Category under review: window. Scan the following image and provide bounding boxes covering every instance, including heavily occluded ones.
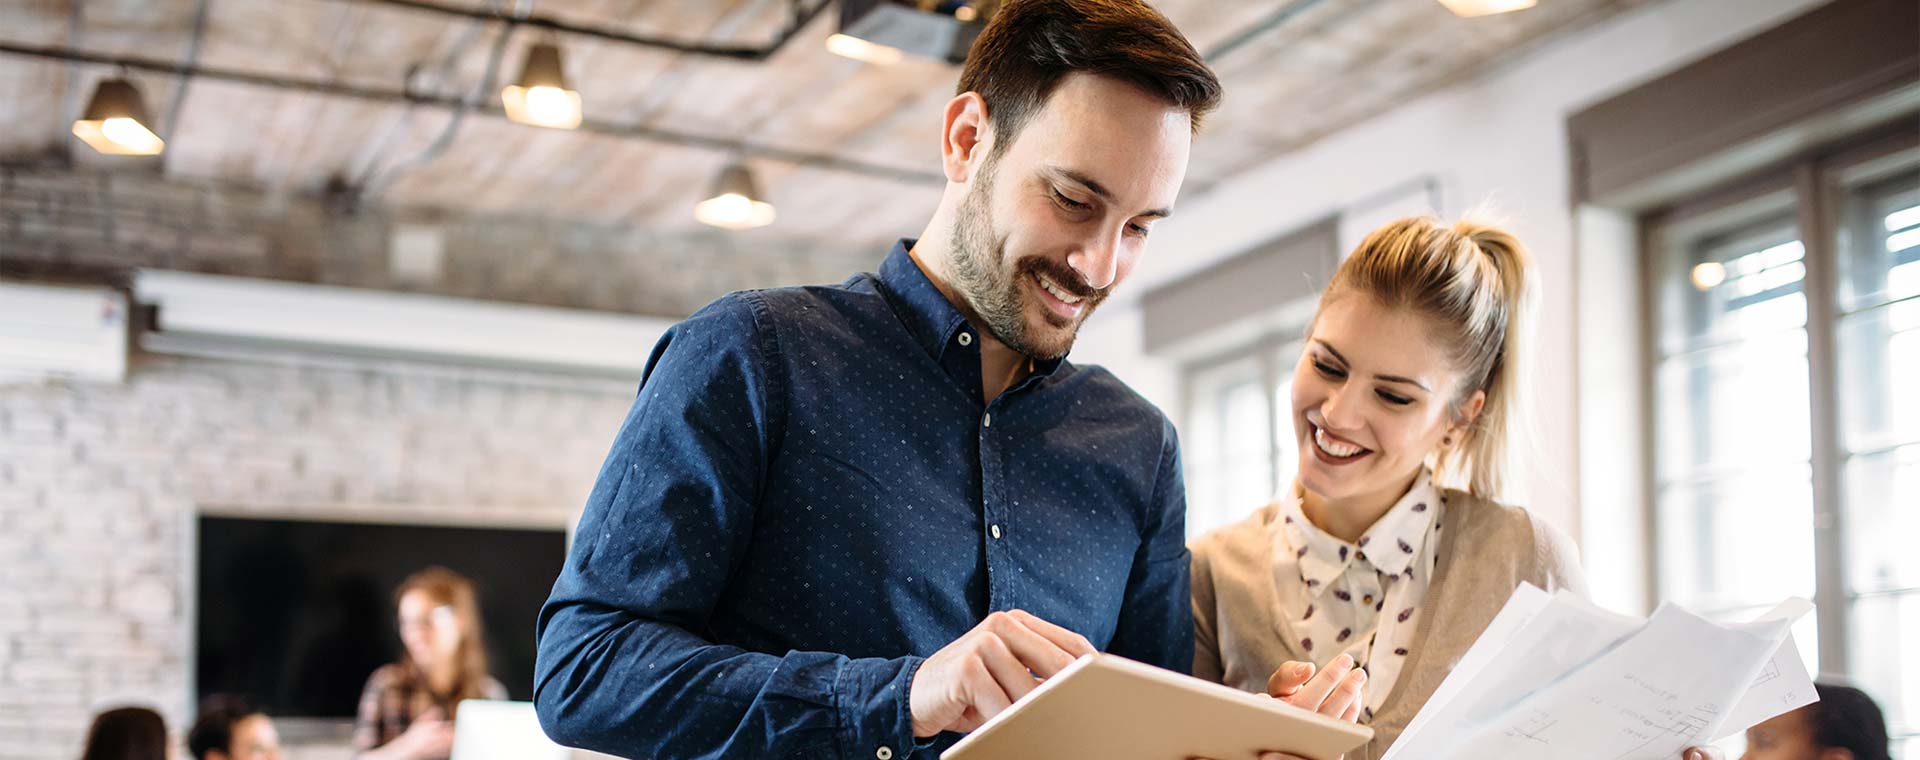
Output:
[1181,338,1305,538]
[1835,163,1920,757]
[1647,137,1919,754]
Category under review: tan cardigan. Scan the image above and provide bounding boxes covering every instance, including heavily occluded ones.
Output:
[1190,490,1587,760]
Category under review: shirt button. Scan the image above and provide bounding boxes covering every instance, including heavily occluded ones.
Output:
[990,524,1002,539]
[957,332,973,346]
[983,413,992,428]
[876,747,894,760]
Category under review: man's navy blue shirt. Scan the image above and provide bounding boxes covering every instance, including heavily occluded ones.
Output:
[535,240,1190,759]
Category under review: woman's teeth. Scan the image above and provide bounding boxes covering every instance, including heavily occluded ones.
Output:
[1314,426,1366,458]
[1037,275,1084,304]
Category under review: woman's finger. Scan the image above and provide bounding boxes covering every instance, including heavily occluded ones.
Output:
[1286,654,1354,712]
[1338,678,1364,723]
[1319,666,1367,718]
[1266,660,1315,698]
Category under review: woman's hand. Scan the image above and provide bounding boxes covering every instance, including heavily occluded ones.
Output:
[384,708,455,759]
[1682,748,1725,760]
[1191,657,1370,760]
[1270,654,1368,722]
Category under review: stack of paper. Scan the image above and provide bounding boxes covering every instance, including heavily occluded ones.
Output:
[1383,584,1817,760]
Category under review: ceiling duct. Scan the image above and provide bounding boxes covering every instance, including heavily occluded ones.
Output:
[834,0,989,65]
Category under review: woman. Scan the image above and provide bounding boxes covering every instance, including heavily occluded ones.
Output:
[79,705,168,760]
[1190,216,1586,759]
[352,566,505,760]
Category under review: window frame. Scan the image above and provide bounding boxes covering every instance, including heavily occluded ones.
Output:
[1640,124,1920,694]
[1178,331,1308,538]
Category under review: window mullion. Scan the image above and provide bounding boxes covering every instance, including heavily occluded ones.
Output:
[1796,161,1851,677]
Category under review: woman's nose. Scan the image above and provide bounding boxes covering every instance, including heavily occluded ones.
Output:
[1320,383,1362,431]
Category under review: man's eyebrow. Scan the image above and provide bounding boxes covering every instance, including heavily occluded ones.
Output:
[1045,166,1172,219]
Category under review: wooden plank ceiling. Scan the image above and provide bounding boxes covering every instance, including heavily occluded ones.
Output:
[0,0,1651,251]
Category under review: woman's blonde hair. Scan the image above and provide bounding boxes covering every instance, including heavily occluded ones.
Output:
[394,565,493,709]
[1315,215,1534,500]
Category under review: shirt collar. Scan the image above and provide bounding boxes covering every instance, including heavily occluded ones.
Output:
[873,238,1066,379]
[1277,470,1442,597]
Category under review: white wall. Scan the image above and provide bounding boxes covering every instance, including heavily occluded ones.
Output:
[1072,0,1832,570]
[0,355,633,759]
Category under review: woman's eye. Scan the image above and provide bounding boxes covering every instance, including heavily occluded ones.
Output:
[1313,360,1345,379]
[1053,189,1091,211]
[1377,390,1413,406]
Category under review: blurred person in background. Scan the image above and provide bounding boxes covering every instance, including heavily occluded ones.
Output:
[1685,682,1892,760]
[352,566,504,760]
[187,695,283,760]
[79,705,168,760]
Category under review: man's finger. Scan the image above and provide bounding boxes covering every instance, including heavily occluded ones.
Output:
[987,613,1080,678]
[1267,661,1314,697]
[1289,653,1354,711]
[961,653,1016,721]
[1006,609,1097,658]
[975,635,1043,704]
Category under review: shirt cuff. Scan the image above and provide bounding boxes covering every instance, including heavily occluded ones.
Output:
[835,654,927,759]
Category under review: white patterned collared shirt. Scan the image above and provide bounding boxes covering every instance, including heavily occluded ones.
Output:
[1269,470,1446,722]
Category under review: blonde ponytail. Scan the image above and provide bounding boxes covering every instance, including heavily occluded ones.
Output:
[1319,216,1535,500]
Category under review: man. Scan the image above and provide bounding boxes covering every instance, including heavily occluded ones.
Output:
[186,696,283,760]
[536,2,1306,757]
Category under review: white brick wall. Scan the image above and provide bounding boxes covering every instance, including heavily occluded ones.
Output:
[1,166,886,318]
[0,353,637,759]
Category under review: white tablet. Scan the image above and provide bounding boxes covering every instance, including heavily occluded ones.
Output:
[941,653,1373,760]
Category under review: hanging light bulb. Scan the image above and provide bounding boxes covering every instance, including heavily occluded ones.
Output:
[825,33,905,66]
[502,41,582,129]
[72,77,165,156]
[694,163,776,230]
[1437,0,1538,17]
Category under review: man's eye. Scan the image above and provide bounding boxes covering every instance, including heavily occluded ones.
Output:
[1053,189,1091,211]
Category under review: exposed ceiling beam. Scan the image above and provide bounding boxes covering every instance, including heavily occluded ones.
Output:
[0,41,946,186]
[345,0,831,61]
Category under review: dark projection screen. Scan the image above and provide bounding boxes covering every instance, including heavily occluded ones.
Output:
[194,515,567,718]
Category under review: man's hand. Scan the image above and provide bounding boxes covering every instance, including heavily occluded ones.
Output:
[908,609,1096,737]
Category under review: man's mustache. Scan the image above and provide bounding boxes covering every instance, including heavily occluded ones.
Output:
[1016,257,1105,302]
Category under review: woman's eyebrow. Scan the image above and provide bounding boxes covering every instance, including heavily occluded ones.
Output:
[1315,340,1431,392]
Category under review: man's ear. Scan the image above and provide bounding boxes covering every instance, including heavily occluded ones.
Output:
[941,92,992,184]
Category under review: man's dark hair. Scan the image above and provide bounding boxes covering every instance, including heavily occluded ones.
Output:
[187,695,262,760]
[1808,683,1890,760]
[958,0,1223,157]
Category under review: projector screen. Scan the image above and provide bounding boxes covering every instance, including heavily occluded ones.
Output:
[194,514,567,719]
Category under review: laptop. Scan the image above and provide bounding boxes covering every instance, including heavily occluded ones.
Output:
[450,699,616,760]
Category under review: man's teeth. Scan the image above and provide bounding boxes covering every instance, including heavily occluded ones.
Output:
[1314,427,1365,458]
[1038,276,1084,304]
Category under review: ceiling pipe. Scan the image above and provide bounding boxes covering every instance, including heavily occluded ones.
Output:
[0,41,944,185]
[345,0,832,62]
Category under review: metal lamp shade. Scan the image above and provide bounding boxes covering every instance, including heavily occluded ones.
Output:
[694,163,777,230]
[502,42,582,129]
[72,78,165,155]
